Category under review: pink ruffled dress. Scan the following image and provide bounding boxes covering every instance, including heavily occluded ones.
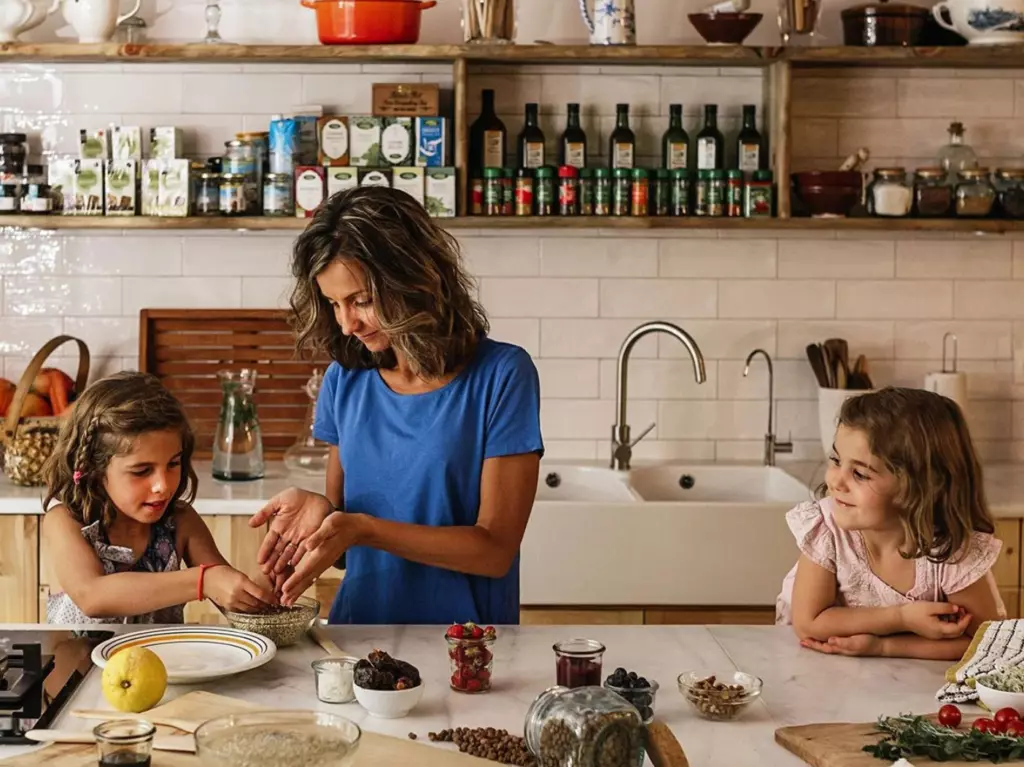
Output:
[776,496,1001,625]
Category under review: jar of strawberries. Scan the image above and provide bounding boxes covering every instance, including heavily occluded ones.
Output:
[446,622,496,694]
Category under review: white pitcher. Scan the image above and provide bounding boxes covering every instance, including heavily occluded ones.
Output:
[579,0,636,44]
[0,0,60,42]
[61,0,141,43]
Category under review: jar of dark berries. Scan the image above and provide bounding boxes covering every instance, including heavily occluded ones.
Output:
[524,685,645,767]
[553,638,605,689]
[446,622,496,693]
[603,667,659,724]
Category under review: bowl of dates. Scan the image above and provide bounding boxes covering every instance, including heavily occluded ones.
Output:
[677,670,762,721]
[604,667,659,724]
[353,649,424,719]
[446,622,496,694]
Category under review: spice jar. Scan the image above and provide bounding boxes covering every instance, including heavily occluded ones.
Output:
[535,166,555,216]
[868,168,912,217]
[955,168,995,218]
[483,168,504,216]
[219,173,248,216]
[524,685,646,767]
[611,168,631,216]
[913,168,952,218]
[593,168,611,216]
[744,170,773,218]
[708,170,725,217]
[502,167,515,216]
[650,168,670,216]
[19,182,51,214]
[471,177,484,215]
[194,171,221,216]
[312,656,359,704]
[725,170,743,217]
[0,182,22,214]
[263,172,294,216]
[0,134,27,176]
[671,169,691,216]
[579,168,595,216]
[695,170,710,216]
[630,168,649,216]
[448,625,496,694]
[558,165,579,216]
[554,639,605,688]
[994,169,1024,219]
[95,720,155,767]
[515,168,534,216]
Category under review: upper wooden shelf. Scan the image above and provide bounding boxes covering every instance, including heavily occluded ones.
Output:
[783,45,1024,68]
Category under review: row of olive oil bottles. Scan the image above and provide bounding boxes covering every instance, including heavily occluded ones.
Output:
[468,89,764,174]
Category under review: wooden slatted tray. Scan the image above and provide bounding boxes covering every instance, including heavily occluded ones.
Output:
[139,309,331,459]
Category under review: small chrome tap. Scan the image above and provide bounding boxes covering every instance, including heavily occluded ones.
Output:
[612,321,707,471]
[743,348,792,467]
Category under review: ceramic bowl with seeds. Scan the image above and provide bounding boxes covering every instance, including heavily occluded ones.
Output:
[223,596,320,648]
[195,710,360,767]
[677,670,762,722]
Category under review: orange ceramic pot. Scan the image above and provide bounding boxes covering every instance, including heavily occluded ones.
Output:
[301,0,437,45]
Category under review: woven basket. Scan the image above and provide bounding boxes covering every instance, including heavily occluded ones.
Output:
[0,335,90,487]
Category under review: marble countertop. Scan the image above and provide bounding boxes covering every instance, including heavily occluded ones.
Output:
[0,623,954,766]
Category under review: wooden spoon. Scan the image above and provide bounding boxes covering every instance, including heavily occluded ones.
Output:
[26,729,195,753]
[823,338,850,388]
[71,709,198,734]
[806,344,830,388]
[646,721,690,767]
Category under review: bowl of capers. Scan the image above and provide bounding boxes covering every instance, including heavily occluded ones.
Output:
[677,671,762,721]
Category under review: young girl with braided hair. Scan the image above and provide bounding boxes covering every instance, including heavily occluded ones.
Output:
[43,371,276,624]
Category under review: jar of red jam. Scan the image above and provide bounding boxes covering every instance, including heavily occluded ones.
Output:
[446,622,496,694]
[553,639,605,689]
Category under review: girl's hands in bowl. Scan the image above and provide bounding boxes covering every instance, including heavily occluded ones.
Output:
[204,566,278,614]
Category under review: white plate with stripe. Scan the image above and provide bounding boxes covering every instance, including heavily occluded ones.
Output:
[91,626,277,684]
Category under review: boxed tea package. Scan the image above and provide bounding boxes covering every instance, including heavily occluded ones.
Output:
[74,159,105,215]
[424,167,456,218]
[111,126,142,160]
[79,129,110,160]
[349,116,381,167]
[326,167,358,198]
[358,168,391,188]
[105,159,137,216]
[381,117,414,167]
[141,160,161,216]
[47,157,77,214]
[150,127,184,159]
[295,166,326,218]
[415,117,447,167]
[317,117,349,166]
[158,159,190,217]
[391,167,424,206]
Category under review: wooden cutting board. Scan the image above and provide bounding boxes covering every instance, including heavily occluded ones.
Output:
[776,717,991,767]
[0,691,494,766]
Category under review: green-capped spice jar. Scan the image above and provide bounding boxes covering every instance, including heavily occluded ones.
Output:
[612,168,631,216]
[630,168,649,217]
[725,169,743,217]
[744,170,773,218]
[671,169,691,216]
[695,169,711,216]
[579,167,595,216]
[593,168,611,216]
[483,167,504,216]
[652,168,671,216]
[502,167,515,216]
[535,166,555,216]
[708,169,725,217]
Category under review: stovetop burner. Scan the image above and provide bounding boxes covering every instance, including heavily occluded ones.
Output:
[0,629,114,745]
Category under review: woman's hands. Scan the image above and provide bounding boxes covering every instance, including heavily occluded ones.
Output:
[278,512,359,605]
[249,487,336,576]
[202,567,278,613]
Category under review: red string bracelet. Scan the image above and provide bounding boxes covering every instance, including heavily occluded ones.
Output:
[197,563,224,601]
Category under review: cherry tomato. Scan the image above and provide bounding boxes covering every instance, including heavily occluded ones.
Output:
[996,707,1022,732]
[974,717,996,733]
[1007,719,1024,738]
[937,704,962,728]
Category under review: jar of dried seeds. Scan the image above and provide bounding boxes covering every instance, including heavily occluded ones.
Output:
[955,168,995,218]
[524,685,645,767]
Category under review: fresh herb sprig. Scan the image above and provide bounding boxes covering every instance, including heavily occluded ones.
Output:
[865,715,1024,762]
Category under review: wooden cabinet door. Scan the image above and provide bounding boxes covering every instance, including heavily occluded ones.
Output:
[994,519,1021,589]
[520,608,644,626]
[0,516,40,623]
[184,516,267,625]
[644,607,776,625]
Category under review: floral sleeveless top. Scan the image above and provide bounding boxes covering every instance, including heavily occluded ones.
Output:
[46,512,185,625]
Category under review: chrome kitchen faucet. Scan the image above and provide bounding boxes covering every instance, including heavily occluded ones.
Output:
[611,321,706,471]
[743,348,793,467]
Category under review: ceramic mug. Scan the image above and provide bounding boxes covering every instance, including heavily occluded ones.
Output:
[817,387,875,457]
[578,0,636,44]
[61,0,142,43]
[932,0,1024,44]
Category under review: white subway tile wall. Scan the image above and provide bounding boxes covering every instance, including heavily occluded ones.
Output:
[2,58,1024,462]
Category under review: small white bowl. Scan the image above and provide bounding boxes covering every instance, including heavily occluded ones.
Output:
[353,682,424,719]
[976,679,1024,715]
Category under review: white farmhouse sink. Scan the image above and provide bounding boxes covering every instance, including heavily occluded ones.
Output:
[535,465,641,502]
[627,465,811,504]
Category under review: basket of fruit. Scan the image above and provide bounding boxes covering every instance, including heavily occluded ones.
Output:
[0,335,89,486]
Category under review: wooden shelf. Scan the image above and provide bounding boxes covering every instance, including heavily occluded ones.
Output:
[783,45,1024,68]
[5,214,1024,233]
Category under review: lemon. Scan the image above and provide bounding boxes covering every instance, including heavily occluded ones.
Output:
[101,647,168,713]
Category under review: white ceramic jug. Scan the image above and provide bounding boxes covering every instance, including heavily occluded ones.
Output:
[61,0,141,43]
[578,0,636,44]
[932,0,1024,44]
[0,0,60,43]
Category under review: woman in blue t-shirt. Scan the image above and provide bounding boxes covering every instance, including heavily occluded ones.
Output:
[249,187,544,625]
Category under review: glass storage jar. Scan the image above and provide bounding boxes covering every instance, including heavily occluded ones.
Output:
[194,171,221,216]
[219,173,248,216]
[19,182,51,214]
[868,168,912,217]
[554,639,605,688]
[524,685,645,767]
[0,134,27,176]
[263,172,293,216]
[955,168,995,218]
[0,182,22,214]
[913,168,952,217]
[994,169,1024,219]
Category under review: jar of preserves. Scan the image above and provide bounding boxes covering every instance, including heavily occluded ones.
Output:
[554,639,604,688]
[502,168,515,216]
[651,168,670,216]
[19,182,51,214]
[224,139,256,176]
[471,177,484,215]
[237,131,269,173]
[194,171,221,216]
[0,182,22,214]
[913,168,952,218]
[611,168,631,216]
[630,168,649,216]
[671,169,691,216]
[725,170,743,217]
[994,169,1024,219]
[955,168,996,218]
[219,173,248,216]
[483,168,504,216]
[515,168,534,216]
[868,168,912,217]
[535,166,555,216]
[263,172,294,216]
[593,168,611,216]
[524,686,645,767]
[744,170,773,218]
[579,168,595,216]
[708,170,725,217]
[0,134,27,176]
[558,165,579,216]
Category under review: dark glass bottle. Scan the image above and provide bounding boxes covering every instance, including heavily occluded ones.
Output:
[608,104,635,170]
[517,103,545,170]
[470,89,507,172]
[737,104,762,173]
[559,103,587,169]
[662,103,689,170]
[696,104,724,171]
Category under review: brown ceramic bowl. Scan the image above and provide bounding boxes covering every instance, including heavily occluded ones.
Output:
[841,1,929,45]
[688,12,764,44]
[792,171,863,217]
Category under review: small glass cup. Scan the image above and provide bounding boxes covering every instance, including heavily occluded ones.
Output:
[447,634,495,693]
[313,656,359,704]
[553,638,605,689]
[94,719,155,766]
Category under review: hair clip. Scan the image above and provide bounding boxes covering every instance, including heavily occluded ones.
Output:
[73,470,83,485]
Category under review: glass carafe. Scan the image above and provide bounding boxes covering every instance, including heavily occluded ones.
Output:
[212,369,265,481]
[283,369,331,475]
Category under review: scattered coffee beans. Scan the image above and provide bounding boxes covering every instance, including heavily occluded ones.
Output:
[428,727,535,766]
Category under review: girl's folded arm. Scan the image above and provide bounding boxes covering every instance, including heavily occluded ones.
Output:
[44,506,198,619]
[878,635,971,661]
[948,570,1007,635]
[791,554,904,641]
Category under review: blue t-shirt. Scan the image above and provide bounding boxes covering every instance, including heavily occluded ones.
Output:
[312,336,544,625]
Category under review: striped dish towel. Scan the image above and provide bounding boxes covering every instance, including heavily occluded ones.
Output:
[936,619,1024,704]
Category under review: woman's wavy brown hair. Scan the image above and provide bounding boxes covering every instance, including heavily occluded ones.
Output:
[289,186,488,377]
[43,371,198,529]
[819,386,993,564]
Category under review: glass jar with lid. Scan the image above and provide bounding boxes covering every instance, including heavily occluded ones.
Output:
[0,181,22,214]
[955,168,995,218]
[194,170,221,216]
[868,168,912,217]
[224,139,256,176]
[524,686,645,767]
[0,134,27,178]
[263,172,293,216]
[994,169,1024,219]
[913,168,952,218]
[220,173,248,216]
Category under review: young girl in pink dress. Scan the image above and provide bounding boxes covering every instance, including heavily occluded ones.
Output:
[776,387,1005,660]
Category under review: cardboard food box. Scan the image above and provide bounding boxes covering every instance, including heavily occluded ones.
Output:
[326,167,358,198]
[47,157,77,214]
[150,127,184,159]
[349,116,382,168]
[415,117,447,167]
[424,167,456,218]
[141,160,161,216]
[358,168,392,188]
[104,159,137,216]
[158,159,190,217]
[74,159,105,215]
[371,83,441,117]
[111,126,142,160]
[79,129,110,160]
[317,116,349,166]
[391,167,424,206]
[381,117,414,167]
[295,166,326,218]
